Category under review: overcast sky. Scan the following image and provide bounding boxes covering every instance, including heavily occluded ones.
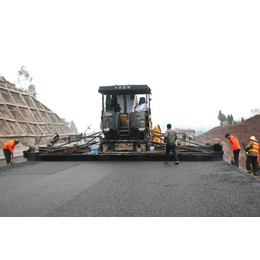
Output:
[1,0,260,133]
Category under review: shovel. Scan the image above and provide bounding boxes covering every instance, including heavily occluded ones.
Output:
[242,143,248,156]
[10,155,15,165]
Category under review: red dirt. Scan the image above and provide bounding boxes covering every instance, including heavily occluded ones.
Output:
[198,115,260,171]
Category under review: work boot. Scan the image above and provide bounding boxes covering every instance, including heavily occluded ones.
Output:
[175,161,179,165]
[164,161,168,164]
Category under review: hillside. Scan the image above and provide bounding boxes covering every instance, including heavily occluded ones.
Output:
[0,76,73,146]
[198,115,260,170]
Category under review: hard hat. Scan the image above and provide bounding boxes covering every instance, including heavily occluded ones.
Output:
[250,136,258,142]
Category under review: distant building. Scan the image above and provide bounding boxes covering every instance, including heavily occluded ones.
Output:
[175,128,196,145]
[175,128,196,136]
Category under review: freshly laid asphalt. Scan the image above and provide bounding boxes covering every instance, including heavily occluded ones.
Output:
[0,160,260,217]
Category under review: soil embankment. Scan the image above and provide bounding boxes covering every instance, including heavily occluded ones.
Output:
[196,115,260,172]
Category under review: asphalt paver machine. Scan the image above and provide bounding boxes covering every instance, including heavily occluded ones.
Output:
[23,84,224,161]
[98,85,153,152]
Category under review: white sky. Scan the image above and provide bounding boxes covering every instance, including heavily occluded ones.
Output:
[1,0,260,133]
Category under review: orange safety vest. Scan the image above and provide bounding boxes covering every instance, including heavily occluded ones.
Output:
[229,135,241,150]
[249,140,259,156]
[2,140,15,155]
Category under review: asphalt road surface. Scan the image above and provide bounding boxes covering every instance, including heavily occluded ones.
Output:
[0,160,260,217]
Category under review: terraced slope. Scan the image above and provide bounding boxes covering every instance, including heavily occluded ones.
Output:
[0,76,73,146]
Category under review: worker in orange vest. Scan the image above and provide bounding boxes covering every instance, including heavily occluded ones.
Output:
[245,136,259,176]
[225,134,241,167]
[2,140,19,165]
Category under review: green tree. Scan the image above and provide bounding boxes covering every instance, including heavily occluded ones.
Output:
[227,114,233,125]
[61,118,70,126]
[17,66,37,97]
[227,115,230,125]
[18,66,32,89]
[241,117,244,122]
[69,121,78,134]
[28,84,37,98]
[218,110,226,126]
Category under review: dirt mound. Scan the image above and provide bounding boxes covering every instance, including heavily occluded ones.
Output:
[198,115,260,171]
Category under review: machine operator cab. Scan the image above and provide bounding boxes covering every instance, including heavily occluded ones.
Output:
[98,85,152,142]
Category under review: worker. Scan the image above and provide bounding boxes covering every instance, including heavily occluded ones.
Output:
[111,95,121,112]
[105,94,112,111]
[164,124,179,164]
[182,132,187,146]
[135,97,148,112]
[225,134,241,167]
[2,140,20,165]
[50,133,59,146]
[245,136,259,176]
